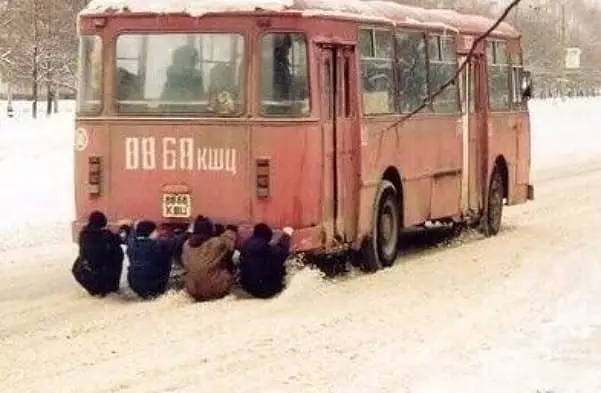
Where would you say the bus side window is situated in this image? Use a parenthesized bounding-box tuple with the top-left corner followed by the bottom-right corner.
(359, 28, 395, 115)
(510, 51, 524, 109)
(428, 34, 459, 114)
(488, 40, 511, 111)
(395, 31, 427, 113)
(260, 33, 310, 116)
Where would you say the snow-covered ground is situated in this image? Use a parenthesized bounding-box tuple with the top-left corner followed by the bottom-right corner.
(2, 98, 601, 393)
(530, 97, 601, 170)
(0, 101, 75, 251)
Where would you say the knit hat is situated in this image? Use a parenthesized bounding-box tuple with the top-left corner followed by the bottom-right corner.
(135, 220, 157, 238)
(88, 211, 108, 229)
(192, 215, 214, 237)
(214, 223, 225, 236)
(253, 223, 273, 242)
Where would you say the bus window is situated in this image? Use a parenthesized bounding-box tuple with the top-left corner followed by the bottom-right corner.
(323, 58, 333, 120)
(487, 40, 511, 111)
(260, 33, 309, 116)
(76, 35, 102, 114)
(115, 33, 244, 116)
(343, 56, 351, 118)
(428, 34, 459, 113)
(395, 31, 427, 113)
(359, 28, 395, 115)
(511, 51, 524, 108)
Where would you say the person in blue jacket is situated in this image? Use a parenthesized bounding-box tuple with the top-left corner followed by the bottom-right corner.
(238, 223, 293, 299)
(124, 220, 186, 300)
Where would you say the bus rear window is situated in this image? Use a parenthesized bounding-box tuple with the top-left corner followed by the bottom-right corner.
(260, 33, 310, 116)
(115, 33, 245, 116)
(77, 35, 102, 114)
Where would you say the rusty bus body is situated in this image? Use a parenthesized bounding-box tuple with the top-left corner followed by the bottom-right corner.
(74, 0, 534, 270)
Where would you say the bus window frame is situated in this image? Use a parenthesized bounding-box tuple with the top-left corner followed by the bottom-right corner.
(77, 34, 104, 116)
(258, 30, 312, 118)
(487, 39, 511, 113)
(510, 50, 525, 111)
(426, 32, 461, 115)
(112, 29, 249, 118)
(358, 26, 396, 117)
(394, 28, 430, 114)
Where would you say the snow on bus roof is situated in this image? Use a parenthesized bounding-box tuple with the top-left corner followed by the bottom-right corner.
(81, 0, 517, 37)
(81, 0, 295, 16)
(425, 8, 519, 37)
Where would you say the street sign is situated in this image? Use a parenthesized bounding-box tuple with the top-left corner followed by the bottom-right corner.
(565, 47, 582, 69)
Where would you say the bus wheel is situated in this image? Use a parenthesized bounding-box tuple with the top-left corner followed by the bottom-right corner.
(482, 168, 504, 236)
(359, 180, 400, 272)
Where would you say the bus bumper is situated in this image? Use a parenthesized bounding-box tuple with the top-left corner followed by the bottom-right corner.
(71, 220, 323, 253)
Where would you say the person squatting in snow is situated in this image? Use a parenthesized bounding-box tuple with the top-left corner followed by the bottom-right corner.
(181, 218, 238, 301)
(71, 211, 126, 297)
(238, 224, 293, 299)
(124, 220, 188, 300)
(72, 212, 294, 301)
(180, 219, 294, 300)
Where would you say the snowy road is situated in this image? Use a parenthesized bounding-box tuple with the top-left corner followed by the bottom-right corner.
(2, 99, 601, 392)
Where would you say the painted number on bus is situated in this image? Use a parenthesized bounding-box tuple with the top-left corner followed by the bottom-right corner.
(124, 137, 237, 175)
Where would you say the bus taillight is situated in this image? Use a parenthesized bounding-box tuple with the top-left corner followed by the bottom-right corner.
(256, 158, 270, 199)
(88, 156, 102, 196)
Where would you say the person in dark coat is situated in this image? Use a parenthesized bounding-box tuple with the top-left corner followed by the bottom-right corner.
(238, 223, 293, 299)
(125, 220, 186, 300)
(71, 211, 124, 297)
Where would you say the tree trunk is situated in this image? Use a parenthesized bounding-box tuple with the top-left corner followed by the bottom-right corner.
(46, 84, 53, 115)
(32, 45, 38, 119)
(46, 59, 52, 115)
(54, 84, 59, 114)
(31, 0, 39, 119)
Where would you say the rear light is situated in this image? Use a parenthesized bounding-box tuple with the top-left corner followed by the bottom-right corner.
(256, 158, 270, 199)
(88, 156, 102, 196)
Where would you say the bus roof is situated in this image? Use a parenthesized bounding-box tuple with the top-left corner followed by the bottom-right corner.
(81, 0, 520, 39)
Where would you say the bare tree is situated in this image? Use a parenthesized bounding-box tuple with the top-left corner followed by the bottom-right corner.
(0, 0, 79, 116)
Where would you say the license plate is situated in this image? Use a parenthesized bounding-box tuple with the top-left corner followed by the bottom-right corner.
(162, 193, 191, 218)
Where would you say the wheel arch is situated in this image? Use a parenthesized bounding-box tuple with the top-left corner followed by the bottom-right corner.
(354, 166, 404, 251)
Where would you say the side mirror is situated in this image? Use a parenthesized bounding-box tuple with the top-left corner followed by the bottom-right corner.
(521, 69, 533, 101)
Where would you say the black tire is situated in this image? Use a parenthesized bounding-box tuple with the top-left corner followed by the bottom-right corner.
(482, 168, 504, 236)
(359, 180, 401, 272)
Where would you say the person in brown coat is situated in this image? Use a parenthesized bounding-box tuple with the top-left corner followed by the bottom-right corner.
(181, 225, 238, 301)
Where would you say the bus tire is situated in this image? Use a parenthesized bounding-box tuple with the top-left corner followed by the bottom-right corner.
(359, 180, 400, 272)
(482, 167, 504, 236)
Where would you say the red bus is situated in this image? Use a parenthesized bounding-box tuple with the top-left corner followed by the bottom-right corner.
(74, 0, 534, 272)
